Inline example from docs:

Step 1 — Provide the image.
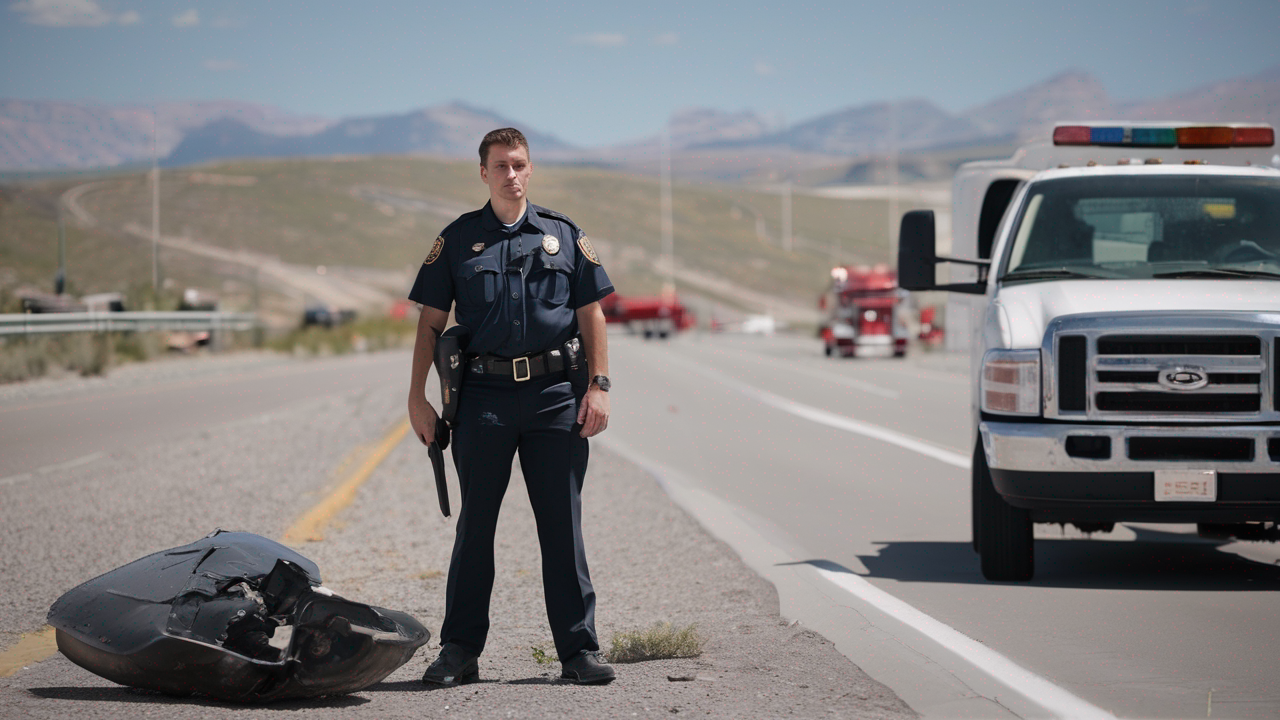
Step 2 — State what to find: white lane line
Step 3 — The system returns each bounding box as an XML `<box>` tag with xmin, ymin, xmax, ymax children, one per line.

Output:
<box><xmin>0</xmin><ymin>452</ymin><xmax>105</xmax><ymax>488</ymax></box>
<box><xmin>665</xmin><ymin>354</ymin><xmax>970</xmax><ymax>469</ymax></box>
<box><xmin>791</xmin><ymin>365</ymin><xmax>901</xmax><ymax>399</ymax></box>
<box><xmin>816</xmin><ymin>567</ymin><xmax>1115</xmax><ymax>720</ymax></box>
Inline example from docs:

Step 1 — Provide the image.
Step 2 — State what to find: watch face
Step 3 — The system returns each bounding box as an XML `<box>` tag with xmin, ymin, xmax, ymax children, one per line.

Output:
<box><xmin>593</xmin><ymin>375</ymin><xmax>611</xmax><ymax>391</ymax></box>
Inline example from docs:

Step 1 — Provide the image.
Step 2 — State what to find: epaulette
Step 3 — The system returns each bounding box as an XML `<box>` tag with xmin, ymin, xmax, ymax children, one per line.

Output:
<box><xmin>441</xmin><ymin>208</ymin><xmax>484</xmax><ymax>237</ymax></box>
<box><xmin>532</xmin><ymin>205</ymin><xmax>581</xmax><ymax>233</ymax></box>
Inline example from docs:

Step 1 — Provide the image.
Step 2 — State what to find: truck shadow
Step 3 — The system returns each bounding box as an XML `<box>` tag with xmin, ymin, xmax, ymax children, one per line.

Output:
<box><xmin>24</xmin><ymin>686</ymin><xmax>370</xmax><ymax>708</ymax></box>
<box><xmin>831</xmin><ymin>527</ymin><xmax>1280</xmax><ymax>590</ymax></box>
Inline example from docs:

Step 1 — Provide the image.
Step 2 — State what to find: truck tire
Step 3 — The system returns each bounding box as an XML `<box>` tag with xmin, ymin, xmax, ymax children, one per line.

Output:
<box><xmin>973</xmin><ymin>441</ymin><xmax>1034</xmax><ymax>581</ymax></box>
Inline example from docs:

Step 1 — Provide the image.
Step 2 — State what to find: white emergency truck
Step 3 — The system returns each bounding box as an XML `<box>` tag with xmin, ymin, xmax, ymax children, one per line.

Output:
<box><xmin>898</xmin><ymin>123</ymin><xmax>1280</xmax><ymax>581</ymax></box>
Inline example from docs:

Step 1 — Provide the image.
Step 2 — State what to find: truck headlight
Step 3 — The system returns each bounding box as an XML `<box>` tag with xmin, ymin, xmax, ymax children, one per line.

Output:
<box><xmin>981</xmin><ymin>349</ymin><xmax>1042</xmax><ymax>416</ymax></box>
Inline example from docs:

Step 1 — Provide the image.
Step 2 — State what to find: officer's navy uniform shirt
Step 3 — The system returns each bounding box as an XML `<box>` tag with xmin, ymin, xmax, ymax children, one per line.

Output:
<box><xmin>409</xmin><ymin>201</ymin><xmax>613</xmax><ymax>358</ymax></box>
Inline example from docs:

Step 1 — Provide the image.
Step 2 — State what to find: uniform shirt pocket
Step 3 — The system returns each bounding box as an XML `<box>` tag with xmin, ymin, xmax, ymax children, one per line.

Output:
<box><xmin>530</xmin><ymin>252</ymin><xmax>571</xmax><ymax>306</ymax></box>
<box><xmin>459</xmin><ymin>255</ymin><xmax>501</xmax><ymax>305</ymax></box>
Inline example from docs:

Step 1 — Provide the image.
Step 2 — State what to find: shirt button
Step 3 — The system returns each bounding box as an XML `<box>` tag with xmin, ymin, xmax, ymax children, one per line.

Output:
<box><xmin>511</xmin><ymin>292</ymin><xmax>520</xmax><ymax>299</ymax></box>
<box><xmin>513</xmin><ymin>319</ymin><xmax>521</xmax><ymax>326</ymax></box>
<box><xmin>474</xmin><ymin>265</ymin><xmax>483</xmax><ymax>272</ymax></box>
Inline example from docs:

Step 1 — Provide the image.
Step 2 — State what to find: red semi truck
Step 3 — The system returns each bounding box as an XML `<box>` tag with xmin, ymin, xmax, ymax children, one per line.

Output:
<box><xmin>600</xmin><ymin>293</ymin><xmax>695</xmax><ymax>339</ymax></box>
<box><xmin>818</xmin><ymin>263</ymin><xmax>908</xmax><ymax>358</ymax></box>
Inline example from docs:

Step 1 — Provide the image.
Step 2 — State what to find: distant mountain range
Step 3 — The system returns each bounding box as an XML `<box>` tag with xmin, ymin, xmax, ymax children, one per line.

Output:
<box><xmin>165</xmin><ymin>103</ymin><xmax>572</xmax><ymax>167</ymax></box>
<box><xmin>0</xmin><ymin>100</ymin><xmax>331</xmax><ymax>171</ymax></box>
<box><xmin>2</xmin><ymin>64</ymin><xmax>1277</xmax><ymax>175</ymax></box>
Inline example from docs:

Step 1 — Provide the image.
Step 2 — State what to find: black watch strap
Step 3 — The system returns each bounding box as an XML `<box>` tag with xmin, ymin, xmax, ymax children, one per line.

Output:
<box><xmin>590</xmin><ymin>375</ymin><xmax>611</xmax><ymax>392</ymax></box>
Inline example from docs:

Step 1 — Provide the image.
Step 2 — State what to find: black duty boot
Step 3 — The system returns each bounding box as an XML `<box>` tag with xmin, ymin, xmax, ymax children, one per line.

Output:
<box><xmin>560</xmin><ymin>650</ymin><xmax>616</xmax><ymax>684</ymax></box>
<box><xmin>421</xmin><ymin>644</ymin><xmax>479</xmax><ymax>687</ymax></box>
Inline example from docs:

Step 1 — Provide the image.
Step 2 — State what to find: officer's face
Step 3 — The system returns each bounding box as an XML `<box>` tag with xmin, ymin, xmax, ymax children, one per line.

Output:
<box><xmin>480</xmin><ymin>144</ymin><xmax>533</xmax><ymax>202</ymax></box>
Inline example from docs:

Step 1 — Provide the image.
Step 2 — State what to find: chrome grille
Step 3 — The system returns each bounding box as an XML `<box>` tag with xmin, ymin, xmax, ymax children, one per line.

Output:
<box><xmin>1044</xmin><ymin>314</ymin><xmax>1279</xmax><ymax>423</ymax></box>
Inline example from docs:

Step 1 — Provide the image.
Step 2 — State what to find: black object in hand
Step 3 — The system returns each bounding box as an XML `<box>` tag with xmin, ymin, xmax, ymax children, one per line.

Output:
<box><xmin>429</xmin><ymin>421</ymin><xmax>451</xmax><ymax>517</ymax></box>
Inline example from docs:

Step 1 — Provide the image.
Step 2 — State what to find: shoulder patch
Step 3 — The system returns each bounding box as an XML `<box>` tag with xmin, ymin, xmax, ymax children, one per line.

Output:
<box><xmin>424</xmin><ymin>236</ymin><xmax>445</xmax><ymax>265</ymax></box>
<box><xmin>577</xmin><ymin>235</ymin><xmax>600</xmax><ymax>265</ymax></box>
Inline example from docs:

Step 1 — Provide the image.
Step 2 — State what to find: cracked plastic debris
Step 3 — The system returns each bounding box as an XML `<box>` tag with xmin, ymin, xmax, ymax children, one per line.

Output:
<box><xmin>46</xmin><ymin>529</ymin><xmax>431</xmax><ymax>702</ymax></box>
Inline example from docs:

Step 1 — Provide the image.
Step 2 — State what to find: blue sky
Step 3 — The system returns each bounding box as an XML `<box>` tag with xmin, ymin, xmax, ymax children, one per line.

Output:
<box><xmin>2</xmin><ymin>0</ymin><xmax>1278</xmax><ymax>146</ymax></box>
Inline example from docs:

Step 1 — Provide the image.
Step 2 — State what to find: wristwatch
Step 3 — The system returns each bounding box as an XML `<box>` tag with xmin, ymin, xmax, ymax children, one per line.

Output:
<box><xmin>590</xmin><ymin>375</ymin><xmax>611</xmax><ymax>392</ymax></box>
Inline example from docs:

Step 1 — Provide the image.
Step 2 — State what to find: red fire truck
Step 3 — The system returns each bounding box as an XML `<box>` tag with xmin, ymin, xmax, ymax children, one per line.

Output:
<box><xmin>818</xmin><ymin>263</ymin><xmax>908</xmax><ymax>358</ymax></box>
<box><xmin>600</xmin><ymin>293</ymin><xmax>695</xmax><ymax>339</ymax></box>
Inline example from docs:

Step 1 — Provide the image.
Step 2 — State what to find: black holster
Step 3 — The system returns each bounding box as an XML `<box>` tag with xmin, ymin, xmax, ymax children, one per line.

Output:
<box><xmin>434</xmin><ymin>325</ymin><xmax>470</xmax><ymax>427</ymax></box>
<box><xmin>562</xmin><ymin>335</ymin><xmax>589</xmax><ymax>393</ymax></box>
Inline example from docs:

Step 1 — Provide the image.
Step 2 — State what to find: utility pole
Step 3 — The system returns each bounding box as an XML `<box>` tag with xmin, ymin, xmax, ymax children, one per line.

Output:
<box><xmin>151</xmin><ymin>109</ymin><xmax>161</xmax><ymax>292</ymax></box>
<box><xmin>55</xmin><ymin>199</ymin><xmax>66</xmax><ymax>295</ymax></box>
<box><xmin>887</xmin><ymin>99</ymin><xmax>900</xmax><ymax>258</ymax></box>
<box><xmin>781</xmin><ymin>181</ymin><xmax>793</xmax><ymax>252</ymax></box>
<box><xmin>660</xmin><ymin>126</ymin><xmax>675</xmax><ymax>298</ymax></box>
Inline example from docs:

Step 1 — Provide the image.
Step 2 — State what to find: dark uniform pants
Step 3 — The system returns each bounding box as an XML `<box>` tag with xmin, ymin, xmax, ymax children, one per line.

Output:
<box><xmin>442</xmin><ymin>372</ymin><xmax>597</xmax><ymax>661</ymax></box>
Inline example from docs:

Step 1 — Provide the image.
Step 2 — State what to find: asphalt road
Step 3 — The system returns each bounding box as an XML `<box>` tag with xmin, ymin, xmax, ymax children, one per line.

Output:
<box><xmin>605</xmin><ymin>331</ymin><xmax>1280</xmax><ymax>719</ymax></box>
<box><xmin>3</xmin><ymin>333</ymin><xmax>1278</xmax><ymax>718</ymax></box>
<box><xmin>0</xmin><ymin>347</ymin><xmax>912</xmax><ymax>719</ymax></box>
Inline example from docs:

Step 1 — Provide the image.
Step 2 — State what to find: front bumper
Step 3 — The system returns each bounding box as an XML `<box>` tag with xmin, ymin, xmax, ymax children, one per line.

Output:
<box><xmin>981</xmin><ymin>421</ymin><xmax>1280</xmax><ymax>522</ymax></box>
<box><xmin>981</xmin><ymin>421</ymin><xmax>1280</xmax><ymax>474</ymax></box>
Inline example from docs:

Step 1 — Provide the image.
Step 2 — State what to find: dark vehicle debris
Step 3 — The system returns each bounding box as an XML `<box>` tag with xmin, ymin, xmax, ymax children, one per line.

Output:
<box><xmin>46</xmin><ymin>530</ymin><xmax>430</xmax><ymax>702</ymax></box>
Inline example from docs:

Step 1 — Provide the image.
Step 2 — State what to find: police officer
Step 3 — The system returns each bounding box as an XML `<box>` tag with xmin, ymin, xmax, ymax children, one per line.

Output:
<box><xmin>407</xmin><ymin>128</ymin><xmax>616</xmax><ymax>686</ymax></box>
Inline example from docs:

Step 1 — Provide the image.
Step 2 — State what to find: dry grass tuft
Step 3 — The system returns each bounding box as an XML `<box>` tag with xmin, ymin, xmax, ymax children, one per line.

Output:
<box><xmin>606</xmin><ymin>622</ymin><xmax>704</xmax><ymax>664</ymax></box>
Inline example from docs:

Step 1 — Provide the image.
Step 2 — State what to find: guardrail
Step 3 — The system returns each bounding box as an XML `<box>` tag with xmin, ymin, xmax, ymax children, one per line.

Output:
<box><xmin>0</xmin><ymin>312</ymin><xmax>258</xmax><ymax>336</ymax></box>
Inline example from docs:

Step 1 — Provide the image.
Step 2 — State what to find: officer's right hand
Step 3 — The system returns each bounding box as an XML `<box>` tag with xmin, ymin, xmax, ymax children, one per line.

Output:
<box><xmin>408</xmin><ymin>394</ymin><xmax>438</xmax><ymax>446</ymax></box>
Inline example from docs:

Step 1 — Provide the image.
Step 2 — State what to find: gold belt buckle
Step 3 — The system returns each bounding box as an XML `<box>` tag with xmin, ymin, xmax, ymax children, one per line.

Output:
<box><xmin>512</xmin><ymin>356</ymin><xmax>531</xmax><ymax>382</ymax></box>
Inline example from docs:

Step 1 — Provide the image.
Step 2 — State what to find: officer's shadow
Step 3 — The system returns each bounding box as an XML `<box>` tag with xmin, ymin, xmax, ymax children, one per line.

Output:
<box><xmin>787</xmin><ymin>526</ymin><xmax>1280</xmax><ymax>590</ymax></box>
<box><xmin>369</xmin><ymin>677</ymin><xmax>563</xmax><ymax>692</ymax></box>
<box><xmin>25</xmin><ymin>686</ymin><xmax>370</xmax><ymax>708</ymax></box>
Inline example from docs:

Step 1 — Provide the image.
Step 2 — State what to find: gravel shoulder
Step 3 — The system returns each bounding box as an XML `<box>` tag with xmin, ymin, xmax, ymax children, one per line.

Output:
<box><xmin>0</xmin><ymin>351</ymin><xmax>916</xmax><ymax>719</ymax></box>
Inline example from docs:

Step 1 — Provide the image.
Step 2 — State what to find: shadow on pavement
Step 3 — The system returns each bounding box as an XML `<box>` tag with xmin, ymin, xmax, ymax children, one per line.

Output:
<box><xmin>838</xmin><ymin>526</ymin><xmax>1280</xmax><ymax>590</ymax></box>
<box><xmin>25</xmin><ymin>686</ymin><xmax>370</xmax><ymax>708</ymax></box>
<box><xmin>777</xmin><ymin>527</ymin><xmax>1280</xmax><ymax>590</ymax></box>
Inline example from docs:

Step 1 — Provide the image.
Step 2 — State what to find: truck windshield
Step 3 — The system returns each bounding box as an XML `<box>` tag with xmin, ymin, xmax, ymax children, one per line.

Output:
<box><xmin>1002</xmin><ymin>175</ymin><xmax>1280</xmax><ymax>282</ymax></box>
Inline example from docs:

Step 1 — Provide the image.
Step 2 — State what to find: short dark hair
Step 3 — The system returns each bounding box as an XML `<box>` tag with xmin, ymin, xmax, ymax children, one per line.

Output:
<box><xmin>479</xmin><ymin>128</ymin><xmax>529</xmax><ymax>166</ymax></box>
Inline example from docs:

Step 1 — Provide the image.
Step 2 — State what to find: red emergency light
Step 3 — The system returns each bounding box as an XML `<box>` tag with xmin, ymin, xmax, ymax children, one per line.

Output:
<box><xmin>1052</xmin><ymin>126</ymin><xmax>1092</xmax><ymax>145</ymax></box>
<box><xmin>1233</xmin><ymin>126</ymin><xmax>1276</xmax><ymax>147</ymax></box>
<box><xmin>1176</xmin><ymin>126</ymin><xmax>1234</xmax><ymax>148</ymax></box>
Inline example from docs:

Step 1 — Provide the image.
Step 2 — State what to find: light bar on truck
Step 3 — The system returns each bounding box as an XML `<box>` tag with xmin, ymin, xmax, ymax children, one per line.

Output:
<box><xmin>1052</xmin><ymin>124</ymin><xmax>1274</xmax><ymax>148</ymax></box>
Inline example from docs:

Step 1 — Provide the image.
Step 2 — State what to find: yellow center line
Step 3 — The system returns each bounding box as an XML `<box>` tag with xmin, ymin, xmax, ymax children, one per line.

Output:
<box><xmin>0</xmin><ymin>416</ymin><xmax>413</xmax><ymax>678</ymax></box>
<box><xmin>0</xmin><ymin>628</ymin><xmax>57</xmax><ymax>678</ymax></box>
<box><xmin>283</xmin><ymin>417</ymin><xmax>411</xmax><ymax>545</ymax></box>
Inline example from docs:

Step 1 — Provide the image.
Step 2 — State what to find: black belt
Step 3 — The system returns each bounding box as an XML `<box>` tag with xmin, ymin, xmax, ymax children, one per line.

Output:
<box><xmin>467</xmin><ymin>347</ymin><xmax>567</xmax><ymax>381</ymax></box>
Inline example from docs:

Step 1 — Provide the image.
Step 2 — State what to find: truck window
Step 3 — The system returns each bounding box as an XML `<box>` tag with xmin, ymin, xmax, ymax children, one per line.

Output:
<box><xmin>977</xmin><ymin>180</ymin><xmax>1021</xmax><ymax>260</ymax></box>
<box><xmin>1002</xmin><ymin>175</ymin><xmax>1280</xmax><ymax>280</ymax></box>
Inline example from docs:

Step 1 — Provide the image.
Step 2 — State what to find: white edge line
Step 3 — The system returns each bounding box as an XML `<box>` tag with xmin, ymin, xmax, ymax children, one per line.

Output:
<box><xmin>0</xmin><ymin>452</ymin><xmax>105</xmax><ymax>488</ymax></box>
<box><xmin>817</xmin><ymin>568</ymin><xmax>1116</xmax><ymax>720</ymax></box>
<box><xmin>39</xmin><ymin>452</ymin><xmax>105</xmax><ymax>474</ymax></box>
<box><xmin>676</xmin><ymin>358</ymin><xmax>971</xmax><ymax>469</ymax></box>
<box><xmin>0</xmin><ymin>473</ymin><xmax>33</xmax><ymax>488</ymax></box>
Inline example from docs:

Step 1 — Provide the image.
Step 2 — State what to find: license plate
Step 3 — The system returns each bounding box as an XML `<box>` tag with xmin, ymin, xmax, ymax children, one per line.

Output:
<box><xmin>1154</xmin><ymin>470</ymin><xmax>1217</xmax><ymax>502</ymax></box>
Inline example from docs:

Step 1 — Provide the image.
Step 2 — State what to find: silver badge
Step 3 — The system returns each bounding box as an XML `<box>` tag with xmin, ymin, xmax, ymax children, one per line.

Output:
<box><xmin>542</xmin><ymin>235</ymin><xmax>560</xmax><ymax>255</ymax></box>
<box><xmin>471</xmin><ymin>242</ymin><xmax>485</xmax><ymax>252</ymax></box>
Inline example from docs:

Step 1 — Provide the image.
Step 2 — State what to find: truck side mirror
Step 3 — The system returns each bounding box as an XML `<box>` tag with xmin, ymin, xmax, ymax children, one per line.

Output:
<box><xmin>898</xmin><ymin>210</ymin><xmax>937</xmax><ymax>290</ymax></box>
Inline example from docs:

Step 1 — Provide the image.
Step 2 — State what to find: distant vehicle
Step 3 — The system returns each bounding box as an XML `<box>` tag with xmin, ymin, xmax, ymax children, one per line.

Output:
<box><xmin>740</xmin><ymin>314</ymin><xmax>777</xmax><ymax>335</ymax></box>
<box><xmin>303</xmin><ymin>304</ymin><xmax>358</xmax><ymax>328</ymax></box>
<box><xmin>16</xmin><ymin>289</ymin><xmax>85</xmax><ymax>313</ymax></box>
<box><xmin>818</xmin><ymin>264</ymin><xmax>908</xmax><ymax>358</ymax></box>
<box><xmin>918</xmin><ymin>306</ymin><xmax>944</xmax><ymax>346</ymax></box>
<box><xmin>82</xmin><ymin>292</ymin><xmax>126</xmax><ymax>313</ymax></box>
<box><xmin>600</xmin><ymin>293</ymin><xmax>694</xmax><ymax>339</ymax></box>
